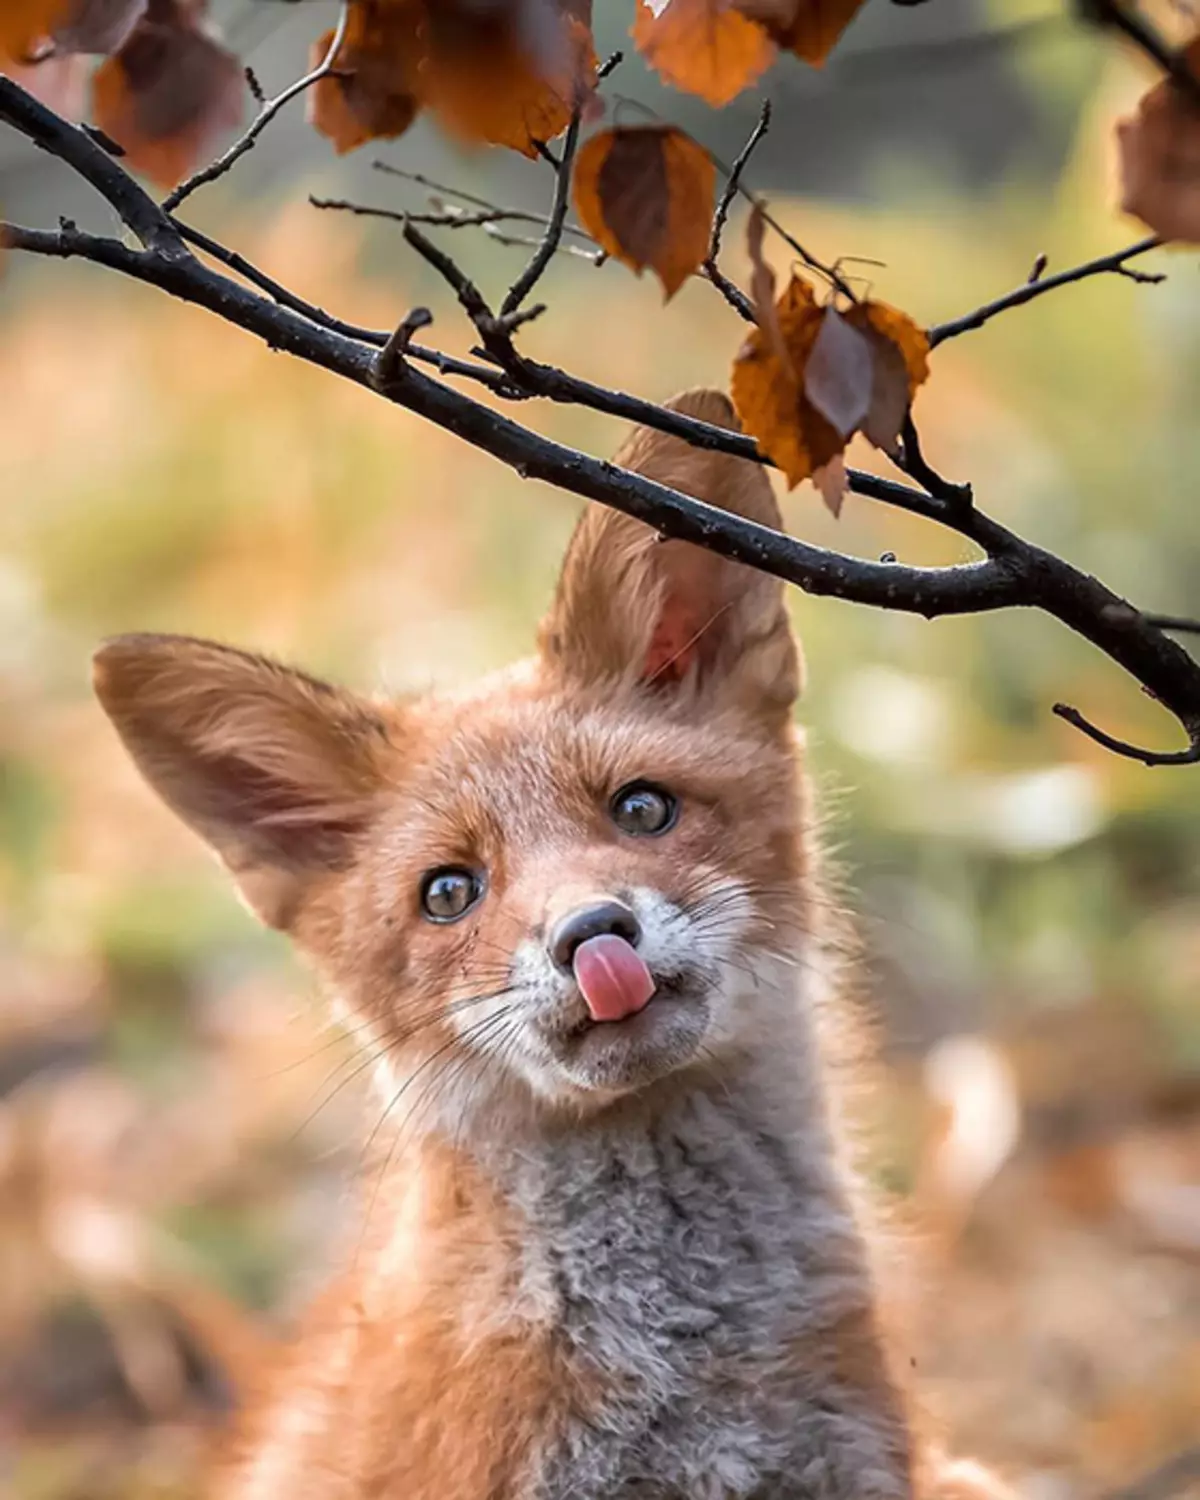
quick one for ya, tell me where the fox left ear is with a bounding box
[93,634,392,932]
[538,389,802,721]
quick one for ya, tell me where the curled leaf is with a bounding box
[730,273,845,487]
[91,0,244,189]
[736,0,866,67]
[813,453,848,519]
[1115,35,1200,243]
[745,201,787,367]
[307,5,421,156]
[632,0,776,107]
[572,124,715,299]
[844,298,930,456]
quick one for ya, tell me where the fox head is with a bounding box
[93,391,815,1125]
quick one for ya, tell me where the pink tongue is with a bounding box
[572,934,656,1023]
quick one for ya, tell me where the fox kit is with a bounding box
[93,391,1003,1500]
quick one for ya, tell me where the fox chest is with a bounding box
[494,1125,912,1500]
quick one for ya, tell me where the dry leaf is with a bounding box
[0,0,67,61]
[632,0,777,108]
[803,306,873,437]
[53,0,146,54]
[307,5,421,156]
[730,273,845,487]
[572,124,715,299]
[736,0,866,66]
[745,201,790,368]
[858,326,910,456]
[813,453,847,518]
[846,297,930,392]
[419,0,596,159]
[1115,36,1200,242]
[91,0,244,189]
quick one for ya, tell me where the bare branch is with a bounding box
[701,101,769,323]
[1145,613,1200,635]
[500,107,582,317]
[929,235,1165,346]
[371,160,597,243]
[163,0,351,211]
[3,74,1199,765]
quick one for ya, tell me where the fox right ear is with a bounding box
[539,389,802,721]
[93,635,393,931]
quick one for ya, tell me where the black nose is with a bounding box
[549,898,642,972]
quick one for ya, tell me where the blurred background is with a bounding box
[1,2,1199,1497]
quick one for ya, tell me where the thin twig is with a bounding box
[309,198,532,230]
[1145,613,1200,634]
[500,108,582,317]
[929,235,1165,345]
[702,101,770,323]
[3,74,1200,766]
[163,0,351,211]
[372,307,433,391]
[897,415,973,507]
[371,161,597,242]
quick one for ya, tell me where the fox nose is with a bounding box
[549,898,642,973]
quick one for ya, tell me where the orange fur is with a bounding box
[94,390,1013,1500]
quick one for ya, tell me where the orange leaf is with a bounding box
[737,0,866,66]
[846,298,930,393]
[91,0,244,189]
[419,0,596,159]
[632,0,776,108]
[730,273,845,488]
[572,124,715,299]
[0,0,67,62]
[844,300,929,456]
[1115,34,1200,242]
[307,5,421,157]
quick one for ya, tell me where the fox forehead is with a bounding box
[366,674,804,867]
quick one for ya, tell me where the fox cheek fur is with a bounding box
[90,390,1007,1500]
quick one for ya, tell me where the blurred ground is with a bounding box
[1,9,1199,1499]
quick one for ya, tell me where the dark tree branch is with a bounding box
[1145,614,1200,635]
[2,75,1199,766]
[929,235,1165,346]
[702,101,768,322]
[162,0,350,211]
[1081,0,1200,105]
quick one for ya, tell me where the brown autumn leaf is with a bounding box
[736,0,867,67]
[1115,35,1200,242]
[745,201,789,367]
[813,453,848,518]
[419,0,596,159]
[307,4,421,157]
[0,0,67,61]
[53,0,146,54]
[572,124,715,299]
[730,273,846,488]
[632,0,777,108]
[844,298,930,456]
[91,0,244,189]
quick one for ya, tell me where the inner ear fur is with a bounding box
[93,633,393,930]
[538,389,802,719]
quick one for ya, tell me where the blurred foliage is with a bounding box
[1,11,1199,1500]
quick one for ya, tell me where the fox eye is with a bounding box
[610,782,678,837]
[421,867,484,923]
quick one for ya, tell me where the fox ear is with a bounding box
[93,634,392,931]
[539,389,802,720]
